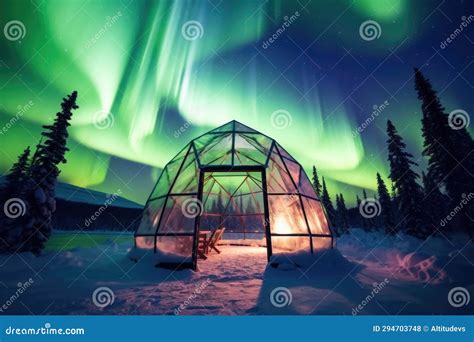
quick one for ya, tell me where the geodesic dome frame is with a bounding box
[134,120,334,269]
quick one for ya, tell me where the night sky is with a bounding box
[0,0,472,206]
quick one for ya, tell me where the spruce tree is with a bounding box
[311,165,322,198]
[23,91,79,254]
[0,147,33,252]
[321,177,336,227]
[386,120,427,238]
[414,68,474,233]
[376,172,395,234]
[421,169,448,230]
[362,189,375,230]
[356,194,366,229]
[335,193,349,234]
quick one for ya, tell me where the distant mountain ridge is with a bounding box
[55,182,143,209]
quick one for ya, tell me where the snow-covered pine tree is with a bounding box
[376,172,395,234]
[23,91,79,255]
[0,147,34,253]
[362,189,375,230]
[386,120,427,238]
[311,165,322,198]
[414,68,474,233]
[355,194,365,229]
[321,177,336,229]
[335,193,349,234]
[421,169,448,230]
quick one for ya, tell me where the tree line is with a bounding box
[0,91,79,255]
[312,68,473,239]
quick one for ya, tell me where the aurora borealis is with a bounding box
[0,0,472,206]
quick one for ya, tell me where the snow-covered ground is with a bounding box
[0,229,472,315]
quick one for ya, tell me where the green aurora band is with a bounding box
[0,0,469,205]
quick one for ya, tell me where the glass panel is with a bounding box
[298,170,319,199]
[193,133,224,156]
[312,237,333,251]
[276,143,297,162]
[266,147,297,193]
[170,150,199,194]
[159,196,199,234]
[233,134,267,165]
[136,197,166,234]
[271,236,311,253]
[199,133,232,165]
[241,133,273,157]
[149,166,172,199]
[268,195,308,234]
[283,157,301,187]
[301,197,330,235]
[207,121,234,133]
[234,121,258,133]
[135,236,154,249]
[156,236,193,259]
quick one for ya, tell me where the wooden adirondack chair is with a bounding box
[207,227,225,255]
[197,227,226,259]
